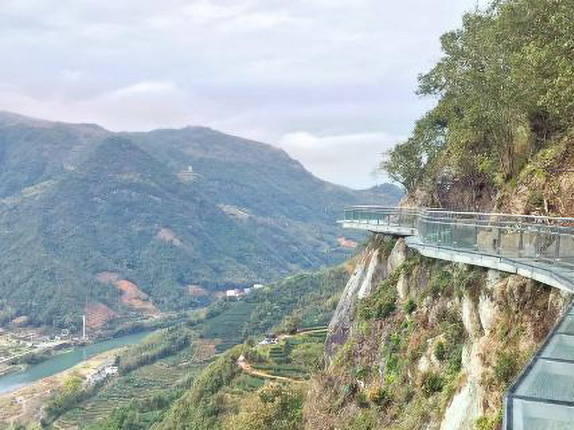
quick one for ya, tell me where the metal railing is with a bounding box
[343,206,574,272]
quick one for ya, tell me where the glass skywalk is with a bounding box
[341,206,574,430]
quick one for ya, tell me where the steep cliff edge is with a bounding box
[305,238,571,430]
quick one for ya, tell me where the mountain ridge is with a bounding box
[0,112,402,329]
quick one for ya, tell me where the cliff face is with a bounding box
[305,238,570,430]
[325,237,390,360]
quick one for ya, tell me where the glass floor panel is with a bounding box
[515,359,574,402]
[558,316,574,335]
[541,335,574,361]
[511,398,574,430]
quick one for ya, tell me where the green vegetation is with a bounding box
[382,0,574,199]
[43,262,345,430]
[154,329,326,430]
[117,326,191,374]
[43,375,96,426]
[224,384,305,430]
[315,254,470,429]
[493,352,519,388]
[84,392,181,430]
[0,114,402,329]
[195,266,349,349]
[358,274,399,321]
[59,341,205,430]
[44,327,196,427]
[422,373,445,398]
[252,331,328,380]
[403,299,417,315]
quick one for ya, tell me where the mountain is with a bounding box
[0,112,402,328]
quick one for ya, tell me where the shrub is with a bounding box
[367,386,392,407]
[404,299,417,315]
[356,391,370,408]
[474,411,502,430]
[422,373,445,397]
[434,341,447,361]
[428,270,453,298]
[377,301,396,319]
[494,352,518,387]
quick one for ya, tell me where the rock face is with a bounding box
[325,242,392,359]
[462,293,483,338]
[440,269,571,430]
[387,238,409,274]
[311,240,572,430]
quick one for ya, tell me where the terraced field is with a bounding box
[245,329,329,382]
[286,330,327,345]
[229,373,266,391]
[200,301,255,353]
[250,363,308,380]
[55,346,206,429]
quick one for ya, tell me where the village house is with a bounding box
[257,333,278,346]
[87,365,118,386]
[225,289,244,299]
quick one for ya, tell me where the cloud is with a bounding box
[0,0,480,187]
[0,80,194,131]
[278,131,403,189]
[105,81,177,99]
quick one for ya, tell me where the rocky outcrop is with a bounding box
[440,269,571,430]
[310,240,572,430]
[325,245,388,359]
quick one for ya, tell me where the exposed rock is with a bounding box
[548,288,571,314]
[325,247,387,359]
[504,276,535,307]
[485,269,502,289]
[396,273,409,301]
[11,316,30,327]
[156,228,182,246]
[387,238,409,274]
[440,382,485,430]
[462,294,483,338]
[441,340,485,430]
[478,293,497,335]
[358,250,382,299]
[317,238,572,430]
[418,356,431,374]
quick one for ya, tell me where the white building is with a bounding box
[226,289,243,298]
[87,365,119,386]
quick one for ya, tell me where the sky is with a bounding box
[0,0,482,189]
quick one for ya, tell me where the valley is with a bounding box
[1,0,572,428]
[0,113,401,334]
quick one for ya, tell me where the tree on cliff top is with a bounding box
[383,0,574,195]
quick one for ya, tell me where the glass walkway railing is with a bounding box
[341,206,574,430]
[343,206,574,287]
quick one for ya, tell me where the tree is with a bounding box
[384,0,574,195]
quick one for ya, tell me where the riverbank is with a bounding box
[0,348,120,426]
[0,311,189,379]
[0,331,151,396]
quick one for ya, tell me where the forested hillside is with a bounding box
[10,265,350,430]
[0,113,402,329]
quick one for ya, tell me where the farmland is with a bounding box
[54,340,215,429]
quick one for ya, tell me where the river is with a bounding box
[0,331,150,394]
